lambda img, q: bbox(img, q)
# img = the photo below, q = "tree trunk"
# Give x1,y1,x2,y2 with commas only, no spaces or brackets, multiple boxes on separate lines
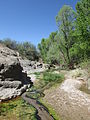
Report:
66,47,70,64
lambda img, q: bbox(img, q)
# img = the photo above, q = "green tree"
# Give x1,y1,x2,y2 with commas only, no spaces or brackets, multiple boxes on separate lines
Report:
46,42,60,64
75,0,90,59
76,0,90,41
38,32,58,63
38,38,48,61
56,5,76,65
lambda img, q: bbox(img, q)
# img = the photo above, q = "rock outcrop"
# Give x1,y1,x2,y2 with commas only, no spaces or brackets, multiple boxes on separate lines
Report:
19,58,45,74
0,44,32,102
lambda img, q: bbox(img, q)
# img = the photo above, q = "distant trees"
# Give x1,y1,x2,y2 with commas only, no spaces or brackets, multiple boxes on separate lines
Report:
17,42,39,60
38,32,60,64
1,38,17,50
0,39,39,61
38,0,90,68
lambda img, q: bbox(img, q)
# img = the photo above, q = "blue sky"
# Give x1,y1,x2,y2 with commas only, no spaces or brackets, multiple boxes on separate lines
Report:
0,0,79,46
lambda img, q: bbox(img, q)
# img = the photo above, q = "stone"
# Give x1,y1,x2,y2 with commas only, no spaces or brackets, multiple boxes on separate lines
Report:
0,44,32,102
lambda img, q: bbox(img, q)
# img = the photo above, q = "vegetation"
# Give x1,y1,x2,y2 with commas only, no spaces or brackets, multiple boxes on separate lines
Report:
38,0,90,68
56,5,76,65
0,70,63,120
0,0,89,120
70,0,90,63
27,70,64,120
0,39,39,61
33,71,64,91
0,0,89,67
0,98,37,120
43,71,64,83
40,99,60,120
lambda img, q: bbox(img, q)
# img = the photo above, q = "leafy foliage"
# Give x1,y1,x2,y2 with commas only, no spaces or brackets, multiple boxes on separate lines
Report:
56,5,76,64
38,32,60,64
76,0,90,58
43,71,64,83
38,0,90,68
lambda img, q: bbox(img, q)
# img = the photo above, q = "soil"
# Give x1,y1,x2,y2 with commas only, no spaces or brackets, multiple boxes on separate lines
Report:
43,69,90,120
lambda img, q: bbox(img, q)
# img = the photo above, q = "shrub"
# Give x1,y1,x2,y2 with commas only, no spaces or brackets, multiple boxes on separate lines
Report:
43,72,64,83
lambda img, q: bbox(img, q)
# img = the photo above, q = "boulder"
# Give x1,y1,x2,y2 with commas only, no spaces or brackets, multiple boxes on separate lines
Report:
0,44,32,102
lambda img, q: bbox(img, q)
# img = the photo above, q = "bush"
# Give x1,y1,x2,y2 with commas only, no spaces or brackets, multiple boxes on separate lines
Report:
1,39,39,61
43,72,64,83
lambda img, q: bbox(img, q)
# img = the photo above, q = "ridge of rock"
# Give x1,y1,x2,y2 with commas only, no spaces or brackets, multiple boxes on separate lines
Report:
0,44,32,102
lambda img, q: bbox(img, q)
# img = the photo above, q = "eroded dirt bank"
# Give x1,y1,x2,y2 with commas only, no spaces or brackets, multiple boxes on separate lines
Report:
43,69,90,120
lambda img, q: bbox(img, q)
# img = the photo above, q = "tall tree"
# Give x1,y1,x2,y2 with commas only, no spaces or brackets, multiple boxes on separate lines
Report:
76,0,90,40
75,0,90,59
56,5,76,64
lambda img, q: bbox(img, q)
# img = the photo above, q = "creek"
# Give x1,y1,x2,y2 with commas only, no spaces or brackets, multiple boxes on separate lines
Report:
21,92,54,120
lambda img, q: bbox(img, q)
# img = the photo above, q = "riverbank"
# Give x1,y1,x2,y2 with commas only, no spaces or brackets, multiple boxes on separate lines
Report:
1,67,90,120
43,69,90,120
0,69,63,120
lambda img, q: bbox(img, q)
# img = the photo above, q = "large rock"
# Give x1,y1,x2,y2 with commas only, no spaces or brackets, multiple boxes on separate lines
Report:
0,44,32,102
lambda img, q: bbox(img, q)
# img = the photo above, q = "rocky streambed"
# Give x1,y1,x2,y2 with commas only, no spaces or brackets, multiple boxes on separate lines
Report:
44,69,90,120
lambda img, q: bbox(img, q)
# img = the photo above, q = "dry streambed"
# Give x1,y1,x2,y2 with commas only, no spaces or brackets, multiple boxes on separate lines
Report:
43,69,90,120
